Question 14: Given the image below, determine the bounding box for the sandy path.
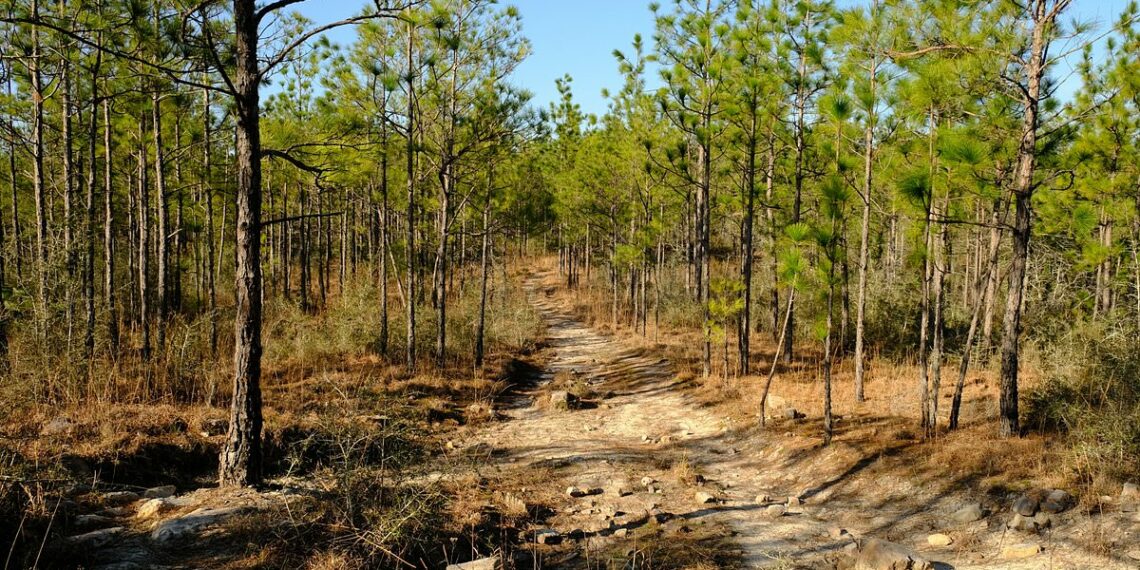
[462,270,1138,569]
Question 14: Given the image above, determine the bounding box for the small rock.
[1123,482,1139,502]
[1012,494,1040,517]
[694,491,716,504]
[102,491,140,505]
[135,498,172,519]
[1007,513,1039,533]
[828,526,849,539]
[1000,543,1042,559]
[755,494,770,504]
[640,476,655,488]
[567,486,586,498]
[533,529,561,545]
[927,533,953,547]
[143,485,176,499]
[764,504,786,518]
[951,503,985,523]
[41,417,75,436]
[783,407,803,420]
[786,496,801,508]
[613,528,628,538]
[446,556,501,570]
[548,391,578,410]
[1040,489,1073,513]
[1032,512,1053,529]
[1125,550,1140,562]
[855,538,933,570]
[1122,483,1139,512]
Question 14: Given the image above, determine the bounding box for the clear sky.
[295,0,1134,116]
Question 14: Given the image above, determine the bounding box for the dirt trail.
[463,269,1140,569]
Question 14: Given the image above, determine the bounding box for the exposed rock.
[150,507,247,543]
[136,498,173,519]
[787,496,801,508]
[613,528,628,538]
[1040,489,1073,514]
[755,494,770,504]
[446,556,501,570]
[1000,543,1042,559]
[640,476,655,488]
[926,533,953,547]
[1125,550,1140,562]
[854,538,933,570]
[143,485,176,499]
[829,526,850,539]
[1012,494,1040,517]
[764,504,786,518]
[533,529,561,545]
[951,503,985,523]
[694,491,716,504]
[41,417,75,436]
[1032,512,1053,529]
[64,527,124,548]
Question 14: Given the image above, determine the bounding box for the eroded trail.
[460,269,1139,570]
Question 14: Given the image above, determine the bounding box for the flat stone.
[927,533,953,547]
[694,491,716,504]
[1000,543,1042,559]
[143,485,176,499]
[73,514,114,528]
[150,507,246,543]
[951,503,985,523]
[64,527,125,548]
[446,556,501,570]
[102,491,140,505]
[1125,550,1140,562]
[855,537,933,570]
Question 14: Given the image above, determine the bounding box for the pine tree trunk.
[219,0,265,487]
[103,99,118,352]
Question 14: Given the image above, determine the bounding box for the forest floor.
[439,265,1140,569]
[11,262,1140,569]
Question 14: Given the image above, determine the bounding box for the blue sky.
[296,0,1133,116]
